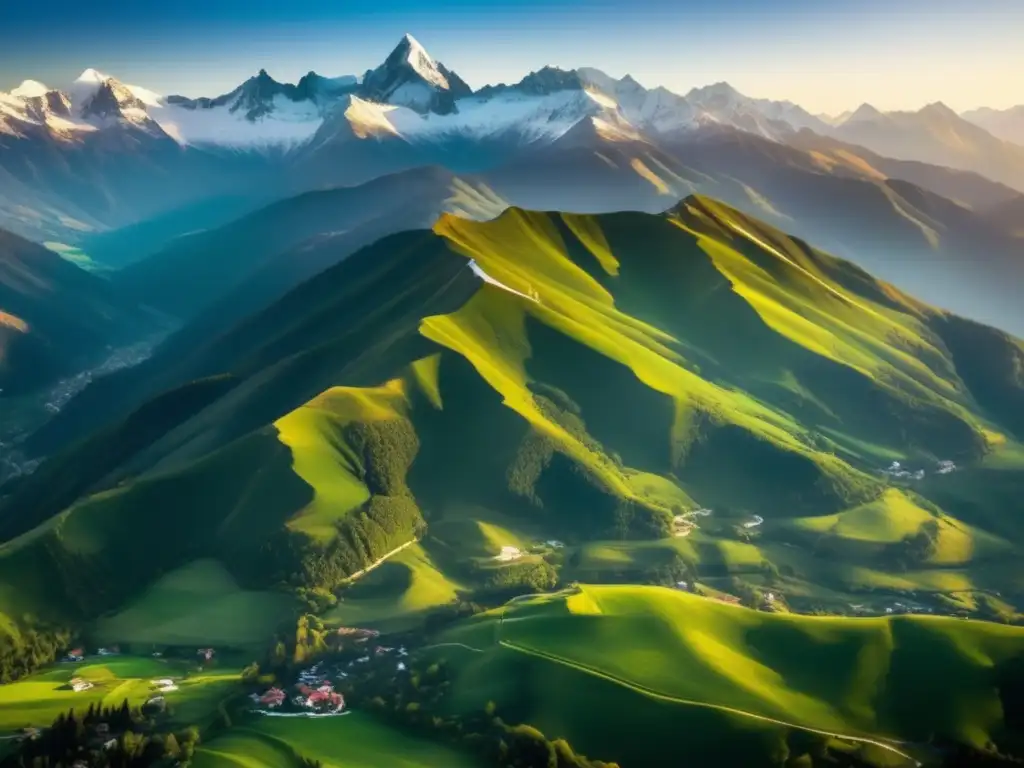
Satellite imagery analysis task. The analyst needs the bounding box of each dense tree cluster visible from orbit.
[341,655,620,768]
[506,394,670,540]
[475,562,559,600]
[243,419,427,593]
[1,702,201,768]
[0,625,73,684]
[890,519,940,571]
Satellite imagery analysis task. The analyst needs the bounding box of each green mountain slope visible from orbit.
[429,584,1024,766]
[2,196,1023,703]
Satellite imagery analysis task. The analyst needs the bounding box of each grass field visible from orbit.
[92,559,296,648]
[0,655,239,733]
[429,584,1024,765]
[193,713,481,768]
[324,544,464,631]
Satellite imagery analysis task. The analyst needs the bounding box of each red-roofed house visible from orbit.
[259,688,286,708]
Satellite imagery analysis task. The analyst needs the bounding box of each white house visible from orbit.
[495,546,523,562]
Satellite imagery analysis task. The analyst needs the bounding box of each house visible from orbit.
[676,581,689,591]
[396,662,407,672]
[259,688,286,708]
[64,648,85,662]
[103,738,118,751]
[937,460,957,475]
[336,627,380,639]
[495,545,522,562]
[375,646,394,656]
[70,677,93,692]
[97,646,120,656]
[712,595,742,606]
[355,655,370,664]
[545,540,565,549]
[197,648,215,661]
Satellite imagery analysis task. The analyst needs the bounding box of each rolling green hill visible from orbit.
[427,584,1024,766]
[2,197,1024,763]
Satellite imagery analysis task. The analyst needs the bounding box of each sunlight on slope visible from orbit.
[324,543,464,630]
[427,207,885,509]
[443,178,509,221]
[274,379,406,540]
[630,158,672,195]
[671,198,985,436]
[879,185,942,249]
[485,584,1024,748]
[786,489,935,544]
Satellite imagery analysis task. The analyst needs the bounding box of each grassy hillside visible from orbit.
[2,196,1023,693]
[428,584,1024,766]
[0,654,239,733]
[192,715,483,768]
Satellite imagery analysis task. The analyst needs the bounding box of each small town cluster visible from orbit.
[250,627,411,717]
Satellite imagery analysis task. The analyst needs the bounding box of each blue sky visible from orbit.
[1,0,1021,113]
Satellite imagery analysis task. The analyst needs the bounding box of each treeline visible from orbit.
[564,549,695,590]
[239,418,426,592]
[1,701,200,768]
[341,655,620,768]
[506,392,670,541]
[0,625,74,684]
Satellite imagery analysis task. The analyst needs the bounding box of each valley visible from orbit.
[1,21,1024,768]
[3,194,1024,766]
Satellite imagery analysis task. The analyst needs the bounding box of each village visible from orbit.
[247,627,417,719]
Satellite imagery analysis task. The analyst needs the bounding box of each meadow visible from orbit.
[193,713,482,768]
[0,655,239,733]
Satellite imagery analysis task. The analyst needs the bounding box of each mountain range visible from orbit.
[2,194,1024,767]
[2,34,1023,245]
[2,30,1024,768]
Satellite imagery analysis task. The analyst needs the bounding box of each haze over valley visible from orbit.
[1,8,1024,768]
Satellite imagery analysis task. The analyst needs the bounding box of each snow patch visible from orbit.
[127,84,163,107]
[11,80,49,98]
[468,260,540,303]
[149,98,322,148]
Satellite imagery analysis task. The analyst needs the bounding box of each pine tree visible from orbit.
[163,732,181,759]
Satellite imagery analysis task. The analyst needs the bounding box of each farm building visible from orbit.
[69,677,93,692]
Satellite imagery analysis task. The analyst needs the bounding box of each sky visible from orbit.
[1,0,1022,114]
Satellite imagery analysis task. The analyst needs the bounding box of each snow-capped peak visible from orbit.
[11,80,50,99]
[398,34,448,90]
[75,68,110,85]
[359,34,471,115]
